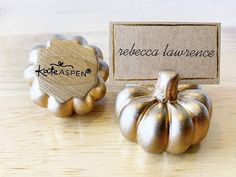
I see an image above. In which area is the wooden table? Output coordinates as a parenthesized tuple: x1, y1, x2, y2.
(0, 1, 236, 176)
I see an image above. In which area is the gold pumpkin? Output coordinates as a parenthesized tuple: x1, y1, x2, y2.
(115, 71, 212, 154)
(24, 36, 109, 117)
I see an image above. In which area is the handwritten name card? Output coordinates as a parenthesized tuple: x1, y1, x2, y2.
(110, 22, 220, 84)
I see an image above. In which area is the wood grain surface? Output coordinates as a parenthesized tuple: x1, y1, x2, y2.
(0, 0, 236, 176)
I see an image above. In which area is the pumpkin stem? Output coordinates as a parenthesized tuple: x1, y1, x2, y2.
(154, 71, 180, 102)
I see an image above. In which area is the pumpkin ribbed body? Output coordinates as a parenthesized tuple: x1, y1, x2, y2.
(24, 36, 109, 117)
(115, 71, 212, 154)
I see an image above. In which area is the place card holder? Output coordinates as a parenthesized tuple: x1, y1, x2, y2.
(24, 35, 109, 117)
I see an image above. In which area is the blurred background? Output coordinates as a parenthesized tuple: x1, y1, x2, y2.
(0, 0, 235, 58)
(0, 0, 235, 85)
(1, 0, 236, 35)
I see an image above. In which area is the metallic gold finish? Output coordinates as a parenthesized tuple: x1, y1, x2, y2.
(89, 80, 106, 101)
(48, 96, 73, 117)
(73, 94, 95, 115)
(115, 71, 212, 154)
(24, 36, 109, 117)
(115, 84, 151, 116)
(98, 60, 109, 82)
(30, 80, 48, 107)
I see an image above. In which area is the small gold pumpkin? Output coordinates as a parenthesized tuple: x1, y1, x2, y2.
(24, 35, 109, 117)
(115, 71, 212, 154)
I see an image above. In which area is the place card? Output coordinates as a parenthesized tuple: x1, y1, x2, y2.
(110, 22, 220, 84)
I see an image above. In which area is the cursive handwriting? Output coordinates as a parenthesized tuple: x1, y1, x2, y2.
(163, 44, 215, 57)
(117, 43, 215, 58)
(117, 43, 159, 56)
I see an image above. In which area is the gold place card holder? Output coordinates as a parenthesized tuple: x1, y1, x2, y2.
(24, 35, 109, 117)
(111, 22, 220, 154)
